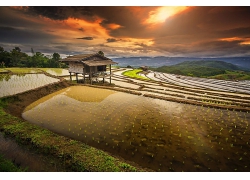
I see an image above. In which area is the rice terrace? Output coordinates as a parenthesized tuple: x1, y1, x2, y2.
(0, 53, 250, 172)
(1, 6, 250, 173)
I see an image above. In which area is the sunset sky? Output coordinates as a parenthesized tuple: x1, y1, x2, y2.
(0, 4, 250, 58)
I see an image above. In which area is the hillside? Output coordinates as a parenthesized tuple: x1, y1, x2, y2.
(113, 56, 250, 69)
(151, 60, 250, 80)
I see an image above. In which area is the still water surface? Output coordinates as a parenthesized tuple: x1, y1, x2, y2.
(0, 74, 59, 97)
(38, 68, 69, 76)
(22, 86, 250, 171)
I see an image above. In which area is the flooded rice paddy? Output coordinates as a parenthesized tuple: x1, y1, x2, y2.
(4, 68, 43, 74)
(0, 74, 59, 97)
(38, 68, 69, 76)
(22, 86, 250, 171)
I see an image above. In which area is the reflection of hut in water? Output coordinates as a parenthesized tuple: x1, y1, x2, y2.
(60, 53, 117, 84)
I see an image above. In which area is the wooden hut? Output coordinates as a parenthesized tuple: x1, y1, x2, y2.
(139, 66, 148, 71)
(60, 53, 117, 84)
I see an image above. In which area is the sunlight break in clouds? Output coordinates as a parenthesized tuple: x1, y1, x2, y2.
(145, 6, 188, 24)
(220, 37, 250, 45)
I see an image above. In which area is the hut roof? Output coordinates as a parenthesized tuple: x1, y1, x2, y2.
(60, 53, 111, 62)
(83, 60, 117, 66)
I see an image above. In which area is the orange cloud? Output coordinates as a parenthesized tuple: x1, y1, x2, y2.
(106, 23, 122, 30)
(219, 37, 250, 45)
(144, 6, 189, 24)
(35, 17, 110, 44)
(105, 37, 154, 48)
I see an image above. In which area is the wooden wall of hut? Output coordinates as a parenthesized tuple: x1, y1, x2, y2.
(68, 62, 84, 74)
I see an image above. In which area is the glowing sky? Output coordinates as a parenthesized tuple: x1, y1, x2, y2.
(0, 6, 250, 57)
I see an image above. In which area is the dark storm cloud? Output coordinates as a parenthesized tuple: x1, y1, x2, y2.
(76, 37, 94, 40)
(93, 6, 158, 38)
(0, 7, 44, 28)
(1, 6, 250, 57)
(0, 26, 57, 45)
(99, 20, 110, 28)
(157, 39, 250, 57)
(78, 27, 84, 31)
(106, 38, 119, 43)
(195, 40, 250, 52)
(46, 30, 55, 32)
(195, 40, 250, 57)
(0, 26, 17, 31)
(216, 26, 250, 38)
(149, 6, 250, 57)
(134, 43, 148, 47)
(21, 7, 94, 21)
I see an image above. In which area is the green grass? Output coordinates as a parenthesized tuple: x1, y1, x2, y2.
(122, 69, 149, 80)
(5, 68, 42, 74)
(111, 65, 120, 69)
(0, 99, 144, 172)
(210, 70, 250, 80)
(0, 154, 26, 172)
(151, 60, 250, 80)
(0, 69, 9, 73)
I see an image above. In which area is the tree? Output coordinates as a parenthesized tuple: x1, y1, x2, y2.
(31, 48, 35, 56)
(14, 47, 21, 52)
(10, 47, 23, 66)
(0, 47, 11, 67)
(0, 46, 4, 53)
(52, 52, 60, 61)
(49, 52, 60, 67)
(98, 51, 104, 56)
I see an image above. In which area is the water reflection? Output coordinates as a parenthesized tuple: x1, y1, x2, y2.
(0, 74, 59, 97)
(22, 86, 250, 171)
(38, 68, 69, 76)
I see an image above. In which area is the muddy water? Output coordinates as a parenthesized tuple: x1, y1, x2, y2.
(0, 74, 59, 97)
(0, 132, 67, 171)
(22, 86, 250, 172)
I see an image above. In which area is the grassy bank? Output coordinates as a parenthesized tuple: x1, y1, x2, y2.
(122, 69, 149, 80)
(0, 87, 146, 172)
(0, 154, 26, 172)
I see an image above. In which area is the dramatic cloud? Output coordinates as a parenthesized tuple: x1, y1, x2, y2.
(76, 37, 94, 40)
(0, 6, 250, 57)
(106, 38, 121, 43)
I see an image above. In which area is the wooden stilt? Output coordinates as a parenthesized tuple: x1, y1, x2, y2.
(90, 67, 92, 85)
(83, 67, 85, 84)
(109, 64, 111, 84)
(76, 73, 78, 83)
(69, 72, 72, 81)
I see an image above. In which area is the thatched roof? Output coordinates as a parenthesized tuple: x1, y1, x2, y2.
(84, 60, 117, 66)
(60, 53, 111, 62)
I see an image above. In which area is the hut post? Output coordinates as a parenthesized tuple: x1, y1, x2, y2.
(76, 73, 78, 83)
(109, 64, 111, 84)
(69, 72, 72, 81)
(90, 66, 92, 85)
(83, 67, 85, 84)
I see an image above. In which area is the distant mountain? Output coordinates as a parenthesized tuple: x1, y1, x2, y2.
(112, 56, 250, 70)
(172, 60, 240, 70)
(151, 60, 248, 78)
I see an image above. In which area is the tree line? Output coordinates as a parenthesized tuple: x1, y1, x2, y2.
(0, 46, 68, 68)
